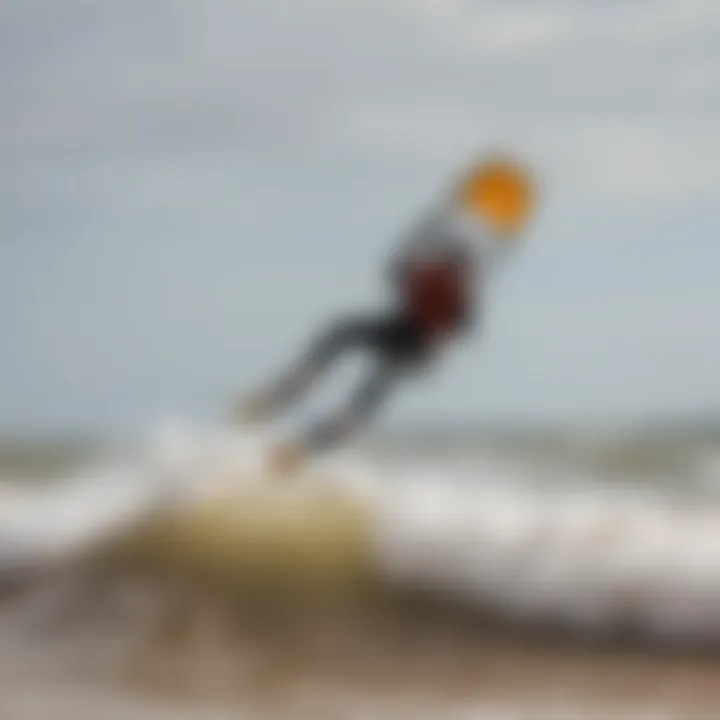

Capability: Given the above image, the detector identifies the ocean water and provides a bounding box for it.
[1,422,720,719]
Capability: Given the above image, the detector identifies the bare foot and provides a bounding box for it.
[270,442,306,477]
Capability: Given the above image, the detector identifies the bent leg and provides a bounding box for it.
[301,358,410,451]
[245,316,387,419]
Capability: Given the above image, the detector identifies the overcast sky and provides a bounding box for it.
[1,0,720,436]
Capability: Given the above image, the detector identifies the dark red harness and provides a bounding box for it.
[401,260,470,336]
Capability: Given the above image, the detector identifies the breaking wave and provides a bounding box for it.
[2,421,720,649]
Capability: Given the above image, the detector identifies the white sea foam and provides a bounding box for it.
[1,421,720,644]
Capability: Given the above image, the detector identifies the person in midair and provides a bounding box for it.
[235,155,537,472]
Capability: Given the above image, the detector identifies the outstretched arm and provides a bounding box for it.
[387,214,444,285]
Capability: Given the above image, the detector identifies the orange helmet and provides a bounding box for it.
[454,155,537,237]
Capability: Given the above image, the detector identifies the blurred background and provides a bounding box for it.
[2,0,720,718]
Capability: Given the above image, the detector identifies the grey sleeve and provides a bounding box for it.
[388,214,445,276]
[388,210,481,279]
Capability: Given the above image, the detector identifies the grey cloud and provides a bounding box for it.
[2,0,720,433]
[4,0,719,206]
